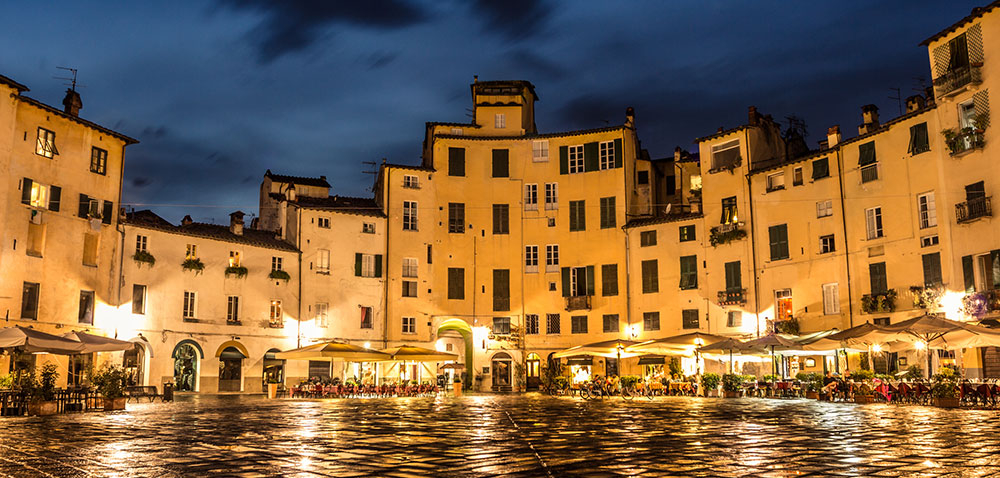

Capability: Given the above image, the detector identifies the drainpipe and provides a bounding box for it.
[834,149,855,328]
[744,130,762,338]
[296,203,303,348]
[622,129,633,332]
[383,168,390,349]
[115,144,127,328]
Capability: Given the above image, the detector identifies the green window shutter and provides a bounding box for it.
[48,186,61,212]
[586,265,595,296]
[680,255,697,289]
[921,253,942,287]
[725,261,741,289]
[448,147,465,177]
[858,141,876,166]
[374,254,383,277]
[355,253,363,277]
[78,194,90,218]
[613,139,623,168]
[21,178,32,204]
[869,262,887,294]
[811,158,829,179]
[492,149,509,178]
[102,201,113,225]
[561,267,571,297]
[559,145,569,175]
[583,142,599,172]
[963,255,975,293]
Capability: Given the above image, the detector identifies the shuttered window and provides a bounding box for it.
[908,123,930,154]
[922,252,942,287]
[724,261,742,289]
[448,147,465,176]
[858,141,877,166]
[869,262,887,294]
[602,314,619,333]
[682,309,699,329]
[721,196,738,224]
[571,316,588,334]
[812,157,830,179]
[449,203,465,233]
[601,264,618,296]
[448,268,464,300]
[641,260,658,293]
[492,149,509,178]
[640,230,656,246]
[768,224,789,260]
[822,283,840,315]
[643,312,660,331]
[569,200,586,231]
[679,255,698,290]
[599,196,616,229]
[492,204,509,234]
[493,269,510,311]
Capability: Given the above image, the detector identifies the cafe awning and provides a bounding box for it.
[380,345,458,362]
[0,326,85,355]
[553,339,644,359]
[61,331,135,353]
[566,356,594,366]
[637,355,666,365]
[275,341,391,361]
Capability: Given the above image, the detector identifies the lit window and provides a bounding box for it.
[229,251,241,267]
[90,147,107,175]
[185,244,198,259]
[36,128,57,158]
[269,300,283,328]
[30,182,49,208]
[568,145,584,174]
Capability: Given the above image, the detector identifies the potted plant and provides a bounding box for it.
[849,370,875,403]
[92,364,127,410]
[133,250,156,267]
[225,265,249,279]
[26,364,59,416]
[268,269,291,282]
[930,367,960,408]
[721,373,743,398]
[701,373,721,397]
[903,365,923,380]
[181,257,205,274]
[452,376,462,396]
[798,372,822,399]
[763,374,779,384]
[266,375,281,399]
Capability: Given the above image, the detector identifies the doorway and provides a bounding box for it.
[173,342,200,392]
[123,343,145,386]
[491,352,512,391]
[525,353,541,390]
[219,347,244,392]
[262,348,285,387]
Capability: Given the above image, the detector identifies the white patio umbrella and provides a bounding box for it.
[61,331,135,353]
[0,326,85,355]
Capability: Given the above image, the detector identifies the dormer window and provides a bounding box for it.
[36,128,58,158]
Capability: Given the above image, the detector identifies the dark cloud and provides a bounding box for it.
[131,177,152,188]
[219,0,427,62]
[473,0,551,41]
[364,51,399,70]
[557,94,626,130]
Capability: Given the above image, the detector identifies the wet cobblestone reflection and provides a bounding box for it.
[2,394,1000,477]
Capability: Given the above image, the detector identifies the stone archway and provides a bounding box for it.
[437,318,473,389]
[491,352,513,392]
[172,339,204,392]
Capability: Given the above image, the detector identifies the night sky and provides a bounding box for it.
[3,1,982,224]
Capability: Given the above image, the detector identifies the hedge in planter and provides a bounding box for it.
[182,258,205,274]
[27,364,59,416]
[225,266,249,279]
[701,373,721,396]
[721,373,743,397]
[268,269,291,282]
[92,364,128,411]
[930,368,960,408]
[133,250,156,267]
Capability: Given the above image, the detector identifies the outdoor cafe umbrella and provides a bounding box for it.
[628,332,727,356]
[861,315,1000,376]
[743,334,800,376]
[0,326,85,355]
[380,345,458,362]
[553,339,644,359]
[438,362,465,370]
[275,341,391,361]
[61,331,135,353]
[698,338,758,374]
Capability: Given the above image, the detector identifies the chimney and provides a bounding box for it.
[229,211,245,236]
[674,146,683,161]
[818,139,829,149]
[905,95,926,113]
[827,125,842,147]
[858,104,880,134]
[748,106,760,126]
[924,86,936,107]
[285,184,296,202]
[62,88,82,117]
[181,215,193,226]
[625,107,635,129]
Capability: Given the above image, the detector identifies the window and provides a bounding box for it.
[637,170,649,185]
[447,268,464,300]
[858,141,876,166]
[599,141,615,170]
[820,234,835,254]
[21,178,60,211]
[816,200,833,218]
[36,127,57,158]
[186,244,198,259]
[682,309,699,329]
[355,253,382,278]
[909,122,930,154]
[183,291,196,319]
[601,264,618,296]
[679,225,696,242]
[643,312,660,331]
[922,252,943,287]
[449,203,465,233]
[727,311,742,328]
[403,175,419,189]
[360,306,373,329]
[316,249,330,273]
[918,192,937,228]
[721,196,738,224]
[448,147,465,176]
[272,256,283,272]
[546,314,561,334]
[135,235,148,253]
[269,300,283,327]
[495,113,505,129]
[822,283,840,315]
[602,314,619,333]
[869,262,888,294]
[318,217,331,228]
[227,296,240,324]
[21,282,39,320]
[921,235,939,248]
[725,261,742,290]
[545,245,559,272]
[492,149,509,178]
[493,269,510,311]
[402,257,418,278]
[640,230,657,247]
[768,224,789,261]
[90,147,107,175]
[812,157,830,180]
[568,266,593,297]
[427,244,432,264]
[679,255,698,290]
[599,197,616,228]
[229,251,241,267]
[792,167,803,186]
[865,207,883,239]
[568,145,584,174]
[569,200,586,231]
[132,285,146,315]
[402,281,417,297]
[402,201,417,230]
[860,163,879,183]
[571,316,588,334]
[82,233,99,266]
[493,204,509,234]
[76,194,104,220]
[493,317,511,335]
[525,314,539,334]
[402,317,416,334]
[641,260,659,293]
[78,290,94,325]
[766,172,785,192]
[315,303,328,327]
[710,140,740,171]
[363,222,375,234]
[533,141,549,162]
[525,246,539,273]
[544,183,558,210]
[525,184,538,210]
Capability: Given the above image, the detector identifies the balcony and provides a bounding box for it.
[860,164,879,184]
[565,295,592,311]
[946,131,986,157]
[933,64,982,98]
[956,197,992,224]
[268,318,283,328]
[227,319,242,326]
[861,289,896,314]
[709,223,747,247]
[717,288,746,306]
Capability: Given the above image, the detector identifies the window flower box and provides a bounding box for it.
[181,258,205,274]
[861,289,896,313]
[132,250,156,267]
[268,270,291,282]
[225,266,248,279]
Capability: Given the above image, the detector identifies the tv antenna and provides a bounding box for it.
[889,87,902,116]
[54,66,83,91]
[362,160,378,176]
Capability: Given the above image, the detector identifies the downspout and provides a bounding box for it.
[835,148,855,328]
[115,144,127,325]
[622,224,632,336]
[744,130,762,338]
[383,168,391,348]
[296,203,303,348]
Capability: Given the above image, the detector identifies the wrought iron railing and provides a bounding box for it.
[565,295,592,311]
[860,164,879,183]
[947,131,986,156]
[956,196,992,223]
[933,64,983,97]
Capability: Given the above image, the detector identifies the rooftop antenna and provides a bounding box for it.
[889,87,902,116]
[54,66,83,91]
[784,115,808,139]
[912,77,928,93]
[363,159,380,192]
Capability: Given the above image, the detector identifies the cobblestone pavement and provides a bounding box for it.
[1,394,1000,477]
